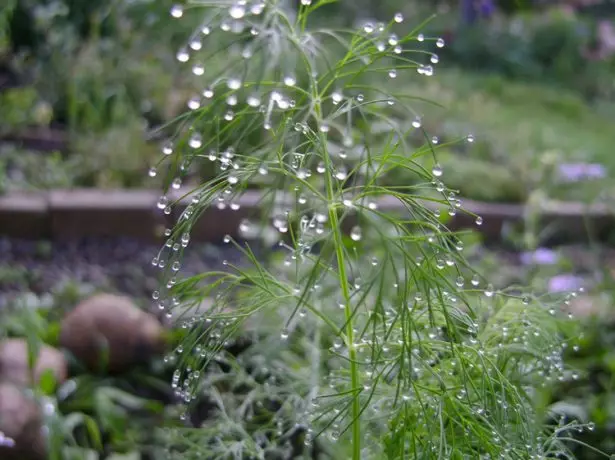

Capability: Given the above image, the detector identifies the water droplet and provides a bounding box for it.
[388,34,399,46]
[280,328,289,340]
[172,178,182,190]
[251,2,265,14]
[456,276,464,288]
[388,69,397,79]
[247,95,261,107]
[274,216,288,233]
[350,226,362,241]
[471,274,480,287]
[467,133,475,143]
[229,3,246,19]
[356,94,364,102]
[484,284,495,297]
[157,196,169,210]
[436,37,445,48]
[283,75,296,87]
[417,33,425,42]
[192,63,204,76]
[432,163,443,177]
[412,117,422,128]
[189,134,202,149]
[363,23,374,34]
[316,162,326,173]
[203,88,214,98]
[431,54,439,64]
[176,49,189,62]
[162,143,173,156]
[226,95,238,106]
[227,78,242,90]
[148,167,157,178]
[239,219,252,235]
[187,96,201,110]
[201,25,211,35]
[319,124,330,133]
[475,216,483,226]
[170,4,183,18]
[335,166,348,181]
[331,91,343,104]
[189,39,202,51]
[394,13,404,23]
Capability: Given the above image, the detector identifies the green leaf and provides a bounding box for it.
[38,368,58,395]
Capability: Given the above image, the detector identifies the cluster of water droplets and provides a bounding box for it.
[146,3,597,457]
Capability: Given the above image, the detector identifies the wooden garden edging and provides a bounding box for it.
[0,127,69,152]
[0,189,613,244]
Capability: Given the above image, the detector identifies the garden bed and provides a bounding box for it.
[1,189,613,244]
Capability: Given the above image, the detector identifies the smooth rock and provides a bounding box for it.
[59,294,166,373]
[0,338,67,386]
[0,382,46,460]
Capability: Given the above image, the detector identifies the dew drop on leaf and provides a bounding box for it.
[229,4,246,19]
[170,4,183,18]
[176,49,189,62]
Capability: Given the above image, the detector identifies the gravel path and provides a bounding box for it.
[0,237,253,308]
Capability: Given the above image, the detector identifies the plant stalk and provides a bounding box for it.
[317,116,361,459]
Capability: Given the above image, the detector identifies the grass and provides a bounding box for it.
[408,68,615,165]
[389,68,615,203]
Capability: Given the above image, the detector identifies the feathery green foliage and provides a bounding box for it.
[153,1,598,458]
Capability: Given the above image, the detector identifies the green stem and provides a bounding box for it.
[316,109,361,459]
[328,204,361,459]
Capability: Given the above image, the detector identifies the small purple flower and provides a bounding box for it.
[548,274,585,293]
[0,431,15,448]
[480,0,496,17]
[520,248,559,266]
[461,0,495,24]
[557,163,607,182]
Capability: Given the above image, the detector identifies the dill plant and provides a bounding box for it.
[150,1,596,458]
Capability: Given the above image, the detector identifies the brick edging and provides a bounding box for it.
[0,189,612,244]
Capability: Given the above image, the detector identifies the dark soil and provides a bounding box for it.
[0,237,254,308]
